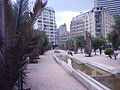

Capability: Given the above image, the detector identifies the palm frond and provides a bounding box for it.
[0,0,26,89]
[16,0,29,33]
[0,1,4,49]
[0,0,47,89]
[30,0,47,25]
[0,0,16,54]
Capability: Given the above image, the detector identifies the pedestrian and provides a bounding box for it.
[114,53,118,60]
[99,47,102,55]
[69,51,73,56]
[67,50,73,56]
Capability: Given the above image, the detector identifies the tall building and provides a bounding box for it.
[57,24,68,45]
[57,24,70,49]
[70,7,114,38]
[58,24,67,36]
[35,7,57,45]
[61,32,70,44]
[70,16,84,39]
[94,0,120,15]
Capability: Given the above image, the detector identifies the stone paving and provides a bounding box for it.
[73,51,120,68]
[25,50,87,90]
[58,50,120,74]
[59,50,120,68]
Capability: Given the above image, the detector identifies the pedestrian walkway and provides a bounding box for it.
[59,50,120,68]
[25,50,87,90]
[73,52,120,68]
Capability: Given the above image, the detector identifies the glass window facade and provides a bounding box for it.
[94,0,120,15]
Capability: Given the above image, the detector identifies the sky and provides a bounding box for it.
[47,0,94,31]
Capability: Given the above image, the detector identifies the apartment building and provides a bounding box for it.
[61,32,70,44]
[70,15,84,39]
[70,7,114,38]
[35,7,57,45]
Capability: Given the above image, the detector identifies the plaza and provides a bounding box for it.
[25,50,120,90]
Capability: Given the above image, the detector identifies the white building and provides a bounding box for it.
[35,7,57,45]
[70,7,114,38]
[61,32,70,44]
[57,24,68,45]
[58,24,67,36]
[70,15,84,39]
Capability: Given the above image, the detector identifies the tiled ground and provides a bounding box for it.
[25,50,87,90]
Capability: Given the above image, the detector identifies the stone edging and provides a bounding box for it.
[53,54,110,90]
[69,55,119,74]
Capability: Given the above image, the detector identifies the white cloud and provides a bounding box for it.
[56,11,80,31]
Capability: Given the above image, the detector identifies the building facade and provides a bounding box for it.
[70,15,84,39]
[35,7,57,45]
[58,24,67,36]
[61,32,70,44]
[94,0,120,15]
[70,7,114,38]
[57,24,68,45]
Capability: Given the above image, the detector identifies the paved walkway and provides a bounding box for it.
[25,50,87,90]
[59,50,120,68]
[74,52,120,68]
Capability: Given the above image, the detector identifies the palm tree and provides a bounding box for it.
[0,0,47,89]
[29,29,48,63]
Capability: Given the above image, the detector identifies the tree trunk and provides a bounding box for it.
[88,53,91,57]
[94,49,96,55]
[81,47,83,53]
[99,48,102,55]
[74,47,77,54]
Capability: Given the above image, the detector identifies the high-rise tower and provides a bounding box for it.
[35,7,57,45]
[94,0,120,15]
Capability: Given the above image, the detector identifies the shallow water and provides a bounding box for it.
[72,61,105,76]
[94,74,120,90]
[57,54,120,90]
[72,60,120,90]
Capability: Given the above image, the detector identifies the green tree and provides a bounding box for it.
[107,31,120,49]
[107,15,120,50]
[29,29,48,63]
[92,37,106,55]
[0,0,47,89]
[66,39,74,51]
[74,35,85,53]
[113,15,120,39]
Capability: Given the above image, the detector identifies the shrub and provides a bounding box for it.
[54,50,61,53]
[104,48,114,55]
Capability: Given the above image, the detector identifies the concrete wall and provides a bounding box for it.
[53,54,110,90]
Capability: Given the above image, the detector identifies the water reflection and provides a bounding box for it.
[57,54,120,90]
[72,61,109,77]
[94,75,120,90]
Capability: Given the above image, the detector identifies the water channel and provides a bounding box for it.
[57,54,120,90]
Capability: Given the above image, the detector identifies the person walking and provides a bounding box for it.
[99,47,102,55]
[67,50,73,56]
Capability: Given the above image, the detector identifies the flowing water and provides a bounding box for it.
[57,54,120,90]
